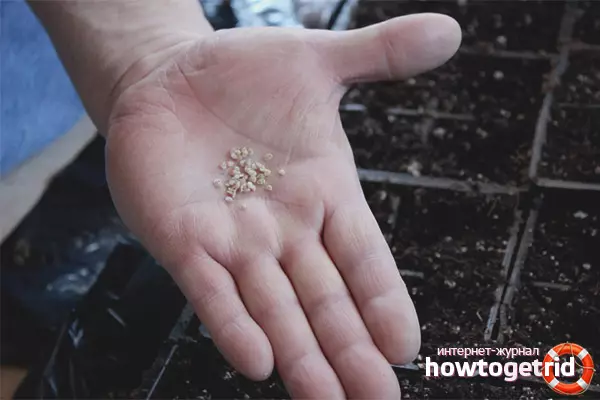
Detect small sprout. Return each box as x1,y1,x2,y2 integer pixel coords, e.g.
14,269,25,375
263,169,271,176
220,162,228,170
265,185,273,191
213,179,222,187
225,196,234,203
263,153,273,161
247,182,256,191
278,169,286,176
240,183,249,192
241,147,249,157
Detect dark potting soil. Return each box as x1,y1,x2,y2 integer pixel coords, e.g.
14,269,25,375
507,191,600,364
141,339,289,399
354,1,565,53
341,53,549,184
555,55,600,106
572,1,600,45
539,106,600,182
361,183,552,398
362,183,516,349
396,375,551,400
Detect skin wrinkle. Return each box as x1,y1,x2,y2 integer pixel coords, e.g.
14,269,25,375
207,300,249,340
303,288,354,329
148,201,229,267
282,357,345,400
305,34,342,93
108,92,176,137
359,285,405,315
278,345,327,379
179,254,230,305
175,62,242,137
233,260,318,366
262,177,325,228
332,339,378,368
251,294,304,335
378,24,401,81
108,37,198,112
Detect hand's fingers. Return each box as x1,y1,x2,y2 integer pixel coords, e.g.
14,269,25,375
169,253,274,381
282,237,401,398
229,255,346,399
324,200,421,365
311,13,461,84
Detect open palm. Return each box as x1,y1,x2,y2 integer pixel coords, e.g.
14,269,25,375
105,14,460,398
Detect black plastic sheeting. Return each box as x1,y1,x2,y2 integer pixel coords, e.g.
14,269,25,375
12,243,186,399
1,136,186,398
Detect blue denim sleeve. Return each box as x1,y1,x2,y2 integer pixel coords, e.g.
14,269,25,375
1,0,85,177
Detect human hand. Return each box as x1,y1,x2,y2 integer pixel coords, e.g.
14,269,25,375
106,14,460,398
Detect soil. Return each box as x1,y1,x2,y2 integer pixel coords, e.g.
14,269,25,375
354,1,565,53
539,105,600,182
341,25,551,184
538,51,600,183
507,191,600,364
572,1,600,44
362,183,516,349
142,339,289,399
555,55,600,106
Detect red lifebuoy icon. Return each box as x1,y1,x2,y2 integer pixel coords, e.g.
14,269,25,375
543,343,595,396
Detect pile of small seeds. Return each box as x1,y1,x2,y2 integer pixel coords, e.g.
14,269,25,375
214,147,283,203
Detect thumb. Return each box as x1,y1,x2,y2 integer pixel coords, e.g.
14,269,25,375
310,13,461,85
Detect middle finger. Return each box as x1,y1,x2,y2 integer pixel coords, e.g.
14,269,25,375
229,253,345,398
280,233,400,398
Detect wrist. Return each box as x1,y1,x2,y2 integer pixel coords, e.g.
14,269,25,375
29,0,214,134
106,33,202,123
